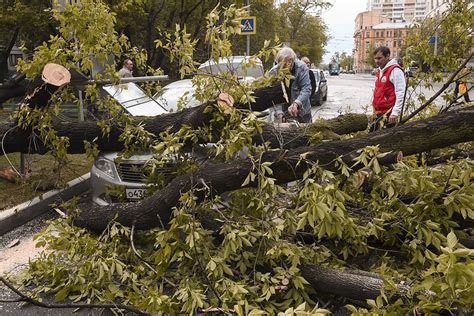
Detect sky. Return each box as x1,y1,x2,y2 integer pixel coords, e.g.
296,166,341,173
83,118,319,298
320,0,368,64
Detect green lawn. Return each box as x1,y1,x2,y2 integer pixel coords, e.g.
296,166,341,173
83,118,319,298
0,153,92,211
0,103,93,210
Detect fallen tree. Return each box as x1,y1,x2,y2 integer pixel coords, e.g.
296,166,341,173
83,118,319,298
74,105,474,231
0,100,369,155
4,1,473,314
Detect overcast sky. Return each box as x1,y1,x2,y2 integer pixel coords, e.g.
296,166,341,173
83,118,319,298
320,0,367,63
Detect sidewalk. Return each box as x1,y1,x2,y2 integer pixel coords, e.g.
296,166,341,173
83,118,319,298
0,173,90,236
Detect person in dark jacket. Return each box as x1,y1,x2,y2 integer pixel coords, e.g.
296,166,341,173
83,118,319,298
269,47,312,123
302,56,317,99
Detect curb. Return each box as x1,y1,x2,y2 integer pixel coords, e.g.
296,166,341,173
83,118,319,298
0,173,90,236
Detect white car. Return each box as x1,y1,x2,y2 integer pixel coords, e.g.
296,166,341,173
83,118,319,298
91,57,265,205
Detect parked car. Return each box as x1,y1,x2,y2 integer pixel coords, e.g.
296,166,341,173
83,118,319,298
91,57,264,205
309,69,328,106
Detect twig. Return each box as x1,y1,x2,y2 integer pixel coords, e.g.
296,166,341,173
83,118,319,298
129,225,177,288
0,276,149,315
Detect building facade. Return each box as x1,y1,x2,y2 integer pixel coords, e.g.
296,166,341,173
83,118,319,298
425,0,449,17
353,14,410,72
354,11,386,72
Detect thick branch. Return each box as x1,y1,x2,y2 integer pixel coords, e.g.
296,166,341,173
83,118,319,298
0,107,368,155
300,264,410,301
401,53,473,124
74,106,474,232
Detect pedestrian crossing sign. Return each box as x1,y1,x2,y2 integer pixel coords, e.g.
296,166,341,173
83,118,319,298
240,16,256,35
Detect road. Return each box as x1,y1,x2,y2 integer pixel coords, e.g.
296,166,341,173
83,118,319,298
311,73,374,120
311,72,449,121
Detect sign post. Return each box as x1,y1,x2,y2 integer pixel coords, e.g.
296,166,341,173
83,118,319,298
239,16,256,56
429,33,439,55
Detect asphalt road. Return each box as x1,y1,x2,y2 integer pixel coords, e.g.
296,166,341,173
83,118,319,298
311,72,450,121
311,73,374,120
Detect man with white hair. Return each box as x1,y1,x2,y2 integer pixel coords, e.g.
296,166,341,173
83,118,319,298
270,47,312,123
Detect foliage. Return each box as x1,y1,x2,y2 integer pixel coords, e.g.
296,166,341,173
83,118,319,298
364,43,376,69
13,0,151,161
103,0,330,72
20,143,474,314
4,1,474,315
0,0,55,81
330,52,354,71
339,52,354,71
402,0,473,118
275,0,330,65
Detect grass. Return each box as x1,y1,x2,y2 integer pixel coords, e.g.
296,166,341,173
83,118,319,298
0,103,93,210
0,153,93,211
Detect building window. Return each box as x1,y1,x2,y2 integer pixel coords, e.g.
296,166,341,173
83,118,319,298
381,31,384,37
366,32,370,38
376,31,379,37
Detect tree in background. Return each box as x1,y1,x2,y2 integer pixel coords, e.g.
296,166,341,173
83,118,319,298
275,0,330,64
364,44,376,69
338,52,354,71
401,0,473,121
106,0,330,73
0,0,56,82
0,0,331,79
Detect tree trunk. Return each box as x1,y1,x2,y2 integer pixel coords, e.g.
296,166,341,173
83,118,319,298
73,105,474,232
0,82,369,155
299,264,410,301
0,27,20,83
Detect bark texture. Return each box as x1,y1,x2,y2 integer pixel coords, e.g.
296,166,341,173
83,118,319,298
300,264,410,301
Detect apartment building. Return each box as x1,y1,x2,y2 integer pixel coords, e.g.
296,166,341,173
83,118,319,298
367,0,427,23
425,0,449,17
354,11,386,72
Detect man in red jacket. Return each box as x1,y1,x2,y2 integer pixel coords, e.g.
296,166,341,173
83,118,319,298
371,46,406,131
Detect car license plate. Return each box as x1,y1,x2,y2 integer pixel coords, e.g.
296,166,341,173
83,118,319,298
125,188,147,200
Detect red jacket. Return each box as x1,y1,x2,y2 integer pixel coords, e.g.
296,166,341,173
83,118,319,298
373,64,402,115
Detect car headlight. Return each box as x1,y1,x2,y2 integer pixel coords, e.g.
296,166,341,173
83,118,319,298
94,157,117,179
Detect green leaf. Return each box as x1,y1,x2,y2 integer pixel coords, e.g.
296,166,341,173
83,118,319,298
447,231,457,249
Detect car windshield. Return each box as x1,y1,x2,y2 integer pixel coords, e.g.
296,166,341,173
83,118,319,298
102,83,168,117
